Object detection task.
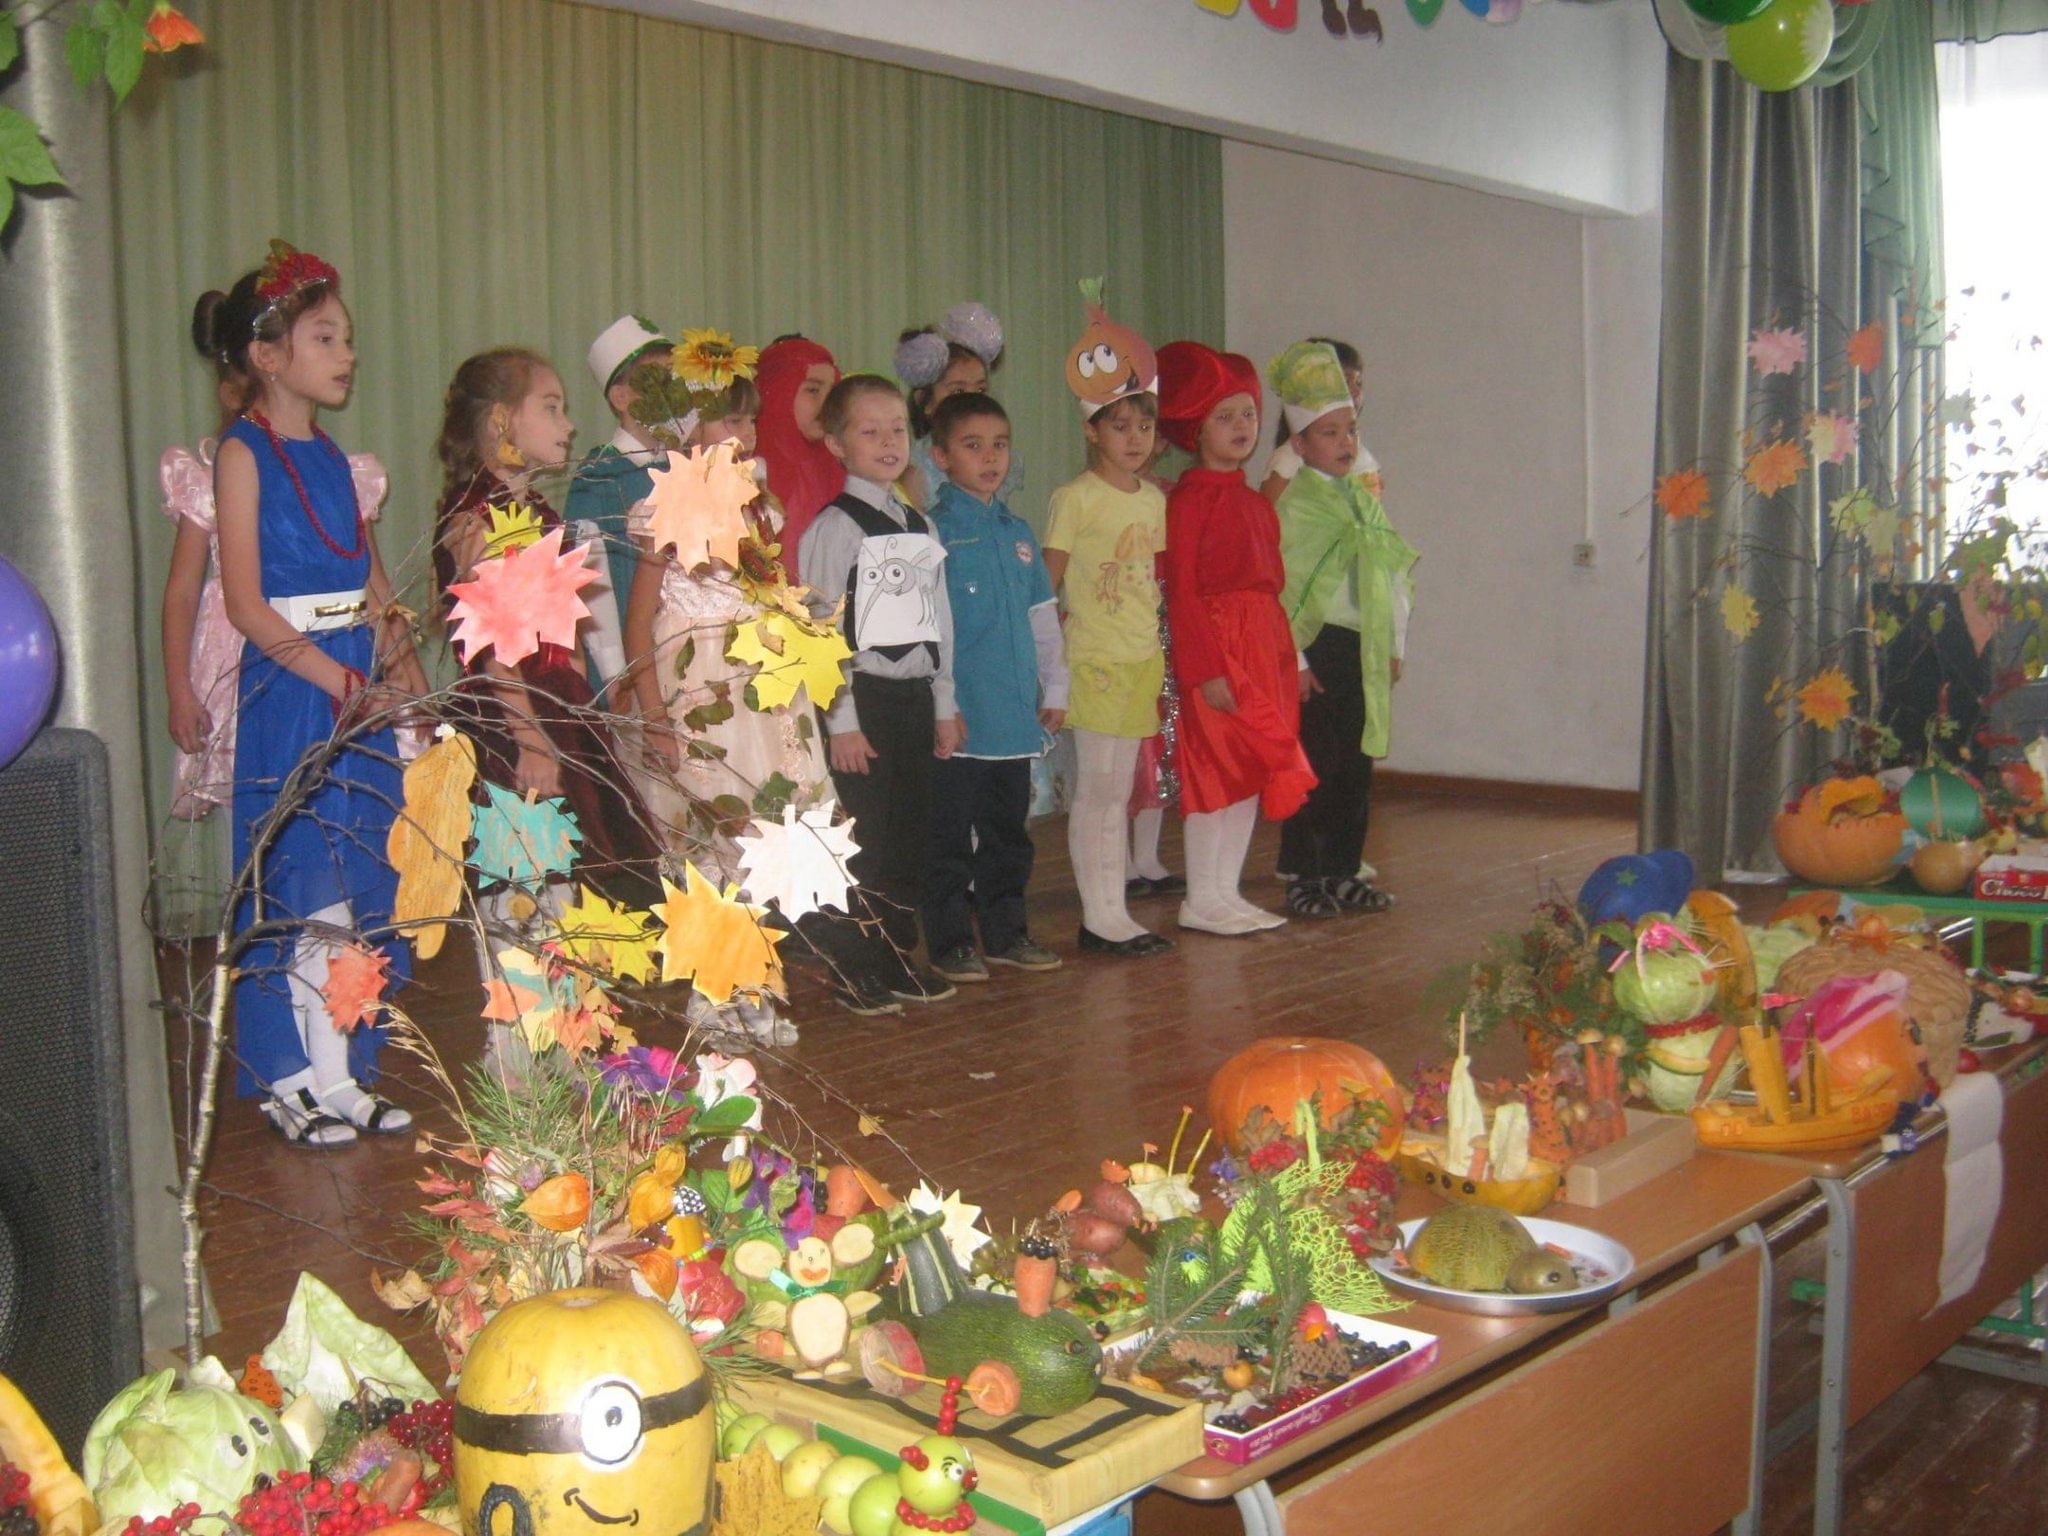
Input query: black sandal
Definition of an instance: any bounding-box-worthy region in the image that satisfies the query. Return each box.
[1332,877,1395,913]
[263,1087,357,1148]
[1286,879,1346,919]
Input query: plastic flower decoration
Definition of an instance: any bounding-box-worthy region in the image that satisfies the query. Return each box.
[674,328,760,393]
[144,2,205,52]
[693,1052,764,1159]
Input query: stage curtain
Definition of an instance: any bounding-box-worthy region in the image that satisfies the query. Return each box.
[110,0,1223,922]
[1933,0,2048,41]
[1639,19,1945,879]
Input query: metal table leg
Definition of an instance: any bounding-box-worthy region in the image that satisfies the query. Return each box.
[1232,1479,1283,1536]
[1729,1222,1773,1536]
[1813,1178,1855,1536]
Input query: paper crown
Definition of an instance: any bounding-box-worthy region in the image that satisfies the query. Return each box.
[1268,341,1353,435]
[588,314,674,392]
[1156,341,1260,453]
[1066,277,1158,420]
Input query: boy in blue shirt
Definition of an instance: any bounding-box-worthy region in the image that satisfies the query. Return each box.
[922,392,1070,982]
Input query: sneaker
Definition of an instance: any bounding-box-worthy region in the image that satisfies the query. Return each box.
[889,966,959,1003]
[985,937,1063,972]
[931,944,991,984]
[833,973,904,1017]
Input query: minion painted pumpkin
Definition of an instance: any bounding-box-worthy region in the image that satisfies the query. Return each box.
[1064,278,1158,417]
[454,1289,714,1536]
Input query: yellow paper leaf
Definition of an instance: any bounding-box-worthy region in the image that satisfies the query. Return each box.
[652,863,785,1004]
[857,1113,884,1138]
[482,500,546,556]
[727,612,854,712]
[387,727,478,959]
[643,442,757,572]
[1720,583,1760,640]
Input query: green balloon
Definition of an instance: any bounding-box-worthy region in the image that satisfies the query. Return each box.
[1900,767,1987,841]
[1727,0,1835,91]
[1407,0,1446,21]
[1683,0,1770,21]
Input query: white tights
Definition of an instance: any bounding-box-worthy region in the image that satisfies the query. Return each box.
[1070,731,1149,942]
[1129,807,1170,882]
[1182,796,1266,922]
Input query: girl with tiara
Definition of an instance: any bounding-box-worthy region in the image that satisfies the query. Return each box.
[200,242,427,1147]
[894,301,1020,512]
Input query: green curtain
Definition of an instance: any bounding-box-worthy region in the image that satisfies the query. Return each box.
[1933,0,2048,40]
[111,0,1223,921]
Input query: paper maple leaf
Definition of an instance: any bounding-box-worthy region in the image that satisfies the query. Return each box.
[1653,467,1711,521]
[323,942,391,1032]
[388,726,477,960]
[471,780,583,888]
[1806,412,1859,466]
[555,884,660,983]
[1794,667,1858,732]
[1744,438,1808,497]
[734,804,861,919]
[1829,489,1901,553]
[1845,322,1885,375]
[482,501,546,557]
[484,946,617,1057]
[642,443,756,572]
[1720,583,1760,641]
[906,1182,993,1270]
[447,526,596,667]
[652,863,784,1004]
[1747,326,1807,377]
[727,613,853,712]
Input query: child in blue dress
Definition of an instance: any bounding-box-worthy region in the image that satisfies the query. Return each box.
[200,243,426,1148]
[921,392,1069,982]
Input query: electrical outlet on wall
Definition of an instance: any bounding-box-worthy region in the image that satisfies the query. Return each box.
[1572,540,1597,570]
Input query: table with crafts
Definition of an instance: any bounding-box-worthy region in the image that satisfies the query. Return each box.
[1150,1150,1815,1536]
[1757,1039,2048,1536]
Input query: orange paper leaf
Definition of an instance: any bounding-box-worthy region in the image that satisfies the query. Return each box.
[1794,667,1858,732]
[388,727,477,960]
[1744,438,1808,497]
[1654,467,1712,521]
[652,862,785,1004]
[323,942,391,1033]
[1845,322,1884,374]
[642,443,757,573]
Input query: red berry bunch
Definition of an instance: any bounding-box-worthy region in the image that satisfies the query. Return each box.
[233,1473,399,1536]
[1343,1152,1395,1197]
[1245,1140,1301,1174]
[118,1505,202,1536]
[1,1463,40,1536]
[384,1399,455,1503]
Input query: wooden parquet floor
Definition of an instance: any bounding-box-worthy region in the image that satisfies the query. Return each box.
[164,786,2048,1536]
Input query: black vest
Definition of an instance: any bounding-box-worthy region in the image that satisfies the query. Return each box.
[828,491,941,666]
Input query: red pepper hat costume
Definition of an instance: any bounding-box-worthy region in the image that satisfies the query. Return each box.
[753,335,845,555]
[1156,341,1261,455]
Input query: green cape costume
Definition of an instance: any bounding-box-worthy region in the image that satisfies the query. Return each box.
[1278,469,1417,757]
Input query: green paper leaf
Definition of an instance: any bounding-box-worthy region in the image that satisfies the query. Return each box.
[65,17,106,89]
[0,13,21,73]
[103,4,145,106]
[0,107,61,191]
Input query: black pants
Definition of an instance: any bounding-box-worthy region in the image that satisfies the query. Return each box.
[922,755,1035,958]
[1279,625,1374,882]
[799,673,933,983]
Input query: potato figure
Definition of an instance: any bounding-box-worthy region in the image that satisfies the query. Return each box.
[455,1289,714,1536]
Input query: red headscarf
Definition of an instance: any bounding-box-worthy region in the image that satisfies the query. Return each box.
[754,336,844,554]
[1156,341,1261,455]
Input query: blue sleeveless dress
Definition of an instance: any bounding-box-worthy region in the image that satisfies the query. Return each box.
[224,416,409,1096]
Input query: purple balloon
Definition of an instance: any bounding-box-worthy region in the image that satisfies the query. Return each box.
[0,554,59,770]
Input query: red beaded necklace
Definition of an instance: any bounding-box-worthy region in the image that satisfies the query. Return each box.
[246,409,364,560]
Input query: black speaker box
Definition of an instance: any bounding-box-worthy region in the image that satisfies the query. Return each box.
[0,728,143,1456]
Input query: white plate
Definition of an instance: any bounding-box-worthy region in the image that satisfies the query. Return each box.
[1367,1216,1637,1317]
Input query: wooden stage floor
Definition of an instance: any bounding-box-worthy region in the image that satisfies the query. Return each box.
[167,785,2048,1536]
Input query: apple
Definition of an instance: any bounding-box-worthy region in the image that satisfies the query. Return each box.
[818,1456,884,1534]
[780,1439,841,1500]
[846,1471,901,1536]
[757,1423,807,1462]
[719,1412,769,1458]
[897,1433,972,1516]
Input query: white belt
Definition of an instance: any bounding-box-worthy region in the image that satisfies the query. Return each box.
[269,588,370,632]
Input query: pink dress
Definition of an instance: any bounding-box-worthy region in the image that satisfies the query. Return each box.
[160,442,389,819]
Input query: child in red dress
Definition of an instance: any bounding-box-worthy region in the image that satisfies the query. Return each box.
[1156,342,1316,935]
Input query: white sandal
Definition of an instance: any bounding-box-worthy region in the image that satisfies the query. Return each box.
[316,1079,414,1135]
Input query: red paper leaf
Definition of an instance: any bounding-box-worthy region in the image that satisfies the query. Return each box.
[446,526,597,666]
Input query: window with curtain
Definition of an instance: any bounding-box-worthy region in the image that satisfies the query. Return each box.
[113,0,1224,920]
[1937,32,2048,531]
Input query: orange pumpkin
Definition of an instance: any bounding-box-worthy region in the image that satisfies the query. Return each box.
[1207,1036,1405,1156]
[1771,777,1906,888]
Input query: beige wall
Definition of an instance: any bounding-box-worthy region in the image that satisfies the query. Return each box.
[1223,140,1662,791]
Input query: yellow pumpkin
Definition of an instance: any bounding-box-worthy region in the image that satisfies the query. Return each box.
[455,1289,714,1536]
[0,1374,95,1536]
[1685,890,1756,1012]
[1771,777,1907,889]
